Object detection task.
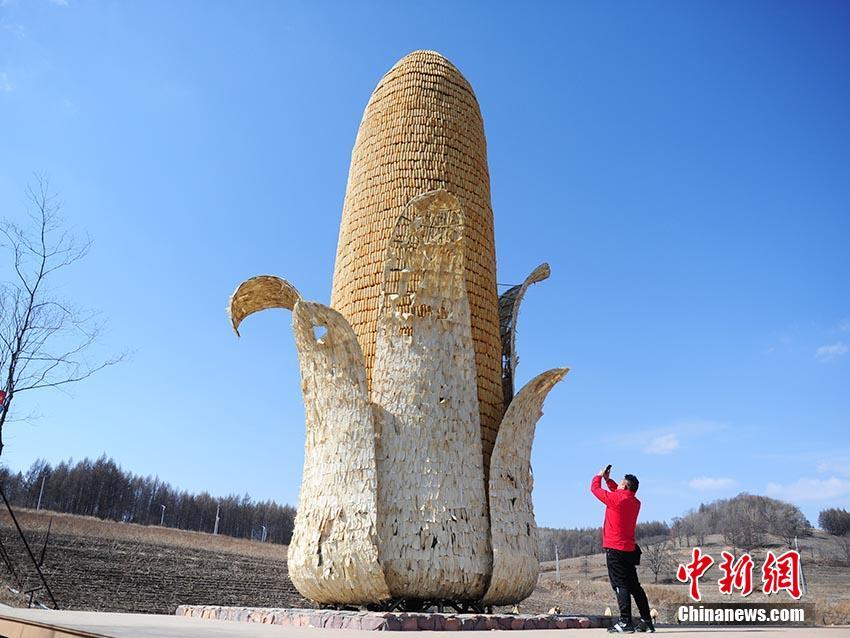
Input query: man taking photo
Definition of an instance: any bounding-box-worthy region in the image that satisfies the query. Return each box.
[591,465,655,633]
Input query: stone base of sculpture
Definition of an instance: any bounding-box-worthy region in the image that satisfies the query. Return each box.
[176,605,614,631]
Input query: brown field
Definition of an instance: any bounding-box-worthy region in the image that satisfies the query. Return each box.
[0,509,288,561]
[0,507,306,613]
[1,510,848,626]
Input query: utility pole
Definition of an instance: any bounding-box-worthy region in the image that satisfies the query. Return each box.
[555,545,561,583]
[794,536,808,596]
[36,476,46,511]
[213,504,220,535]
[160,504,166,526]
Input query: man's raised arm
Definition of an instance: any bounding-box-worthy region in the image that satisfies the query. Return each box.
[590,468,611,504]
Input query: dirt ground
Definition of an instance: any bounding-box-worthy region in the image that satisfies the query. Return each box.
[0,507,305,613]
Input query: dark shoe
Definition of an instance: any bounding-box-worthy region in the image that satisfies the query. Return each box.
[636,619,656,633]
[608,621,636,633]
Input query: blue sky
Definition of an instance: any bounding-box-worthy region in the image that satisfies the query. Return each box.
[0,1,848,530]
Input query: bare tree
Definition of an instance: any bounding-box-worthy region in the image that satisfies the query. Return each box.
[720,495,768,550]
[0,176,122,456]
[835,534,850,567]
[642,539,674,584]
[770,502,811,547]
[671,515,693,547]
[820,508,850,536]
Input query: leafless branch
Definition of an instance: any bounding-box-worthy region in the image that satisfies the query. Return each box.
[642,538,674,584]
[0,175,123,455]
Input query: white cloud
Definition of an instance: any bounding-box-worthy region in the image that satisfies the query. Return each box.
[817,458,850,477]
[0,72,13,93]
[766,477,850,502]
[645,433,680,455]
[607,419,726,457]
[840,320,850,333]
[689,477,735,490]
[49,0,69,6]
[815,342,848,361]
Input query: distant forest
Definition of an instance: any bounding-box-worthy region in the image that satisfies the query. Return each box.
[0,457,823,556]
[539,521,671,561]
[539,493,813,561]
[0,456,296,544]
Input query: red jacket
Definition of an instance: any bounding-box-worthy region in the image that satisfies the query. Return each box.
[590,475,640,551]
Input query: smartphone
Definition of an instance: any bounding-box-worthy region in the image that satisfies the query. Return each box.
[605,464,612,474]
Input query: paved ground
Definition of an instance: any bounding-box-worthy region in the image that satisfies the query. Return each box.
[0,608,847,637]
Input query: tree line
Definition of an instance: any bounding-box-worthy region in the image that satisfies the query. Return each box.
[539,493,815,560]
[539,521,670,561]
[671,493,810,550]
[819,508,850,536]
[0,456,296,544]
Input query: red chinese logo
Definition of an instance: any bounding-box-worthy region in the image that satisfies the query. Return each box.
[676,547,715,601]
[676,548,803,600]
[762,550,802,599]
[718,551,754,597]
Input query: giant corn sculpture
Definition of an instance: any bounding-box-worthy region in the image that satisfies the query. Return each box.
[229,51,568,609]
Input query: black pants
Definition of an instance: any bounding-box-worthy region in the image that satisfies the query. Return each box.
[606,548,651,624]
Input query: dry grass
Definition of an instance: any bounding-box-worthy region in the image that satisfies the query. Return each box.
[0,507,288,561]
